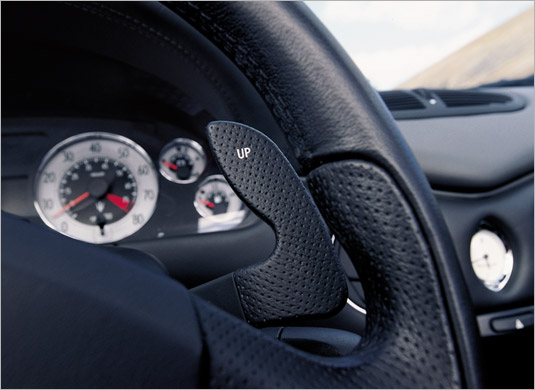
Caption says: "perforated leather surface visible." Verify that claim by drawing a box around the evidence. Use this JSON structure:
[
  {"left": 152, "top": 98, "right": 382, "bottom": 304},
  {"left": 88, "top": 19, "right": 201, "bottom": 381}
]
[
  {"left": 169, "top": 2, "right": 480, "bottom": 387},
  {"left": 308, "top": 161, "right": 461, "bottom": 386},
  {"left": 190, "top": 160, "right": 460, "bottom": 388},
  {"left": 206, "top": 121, "right": 347, "bottom": 326}
]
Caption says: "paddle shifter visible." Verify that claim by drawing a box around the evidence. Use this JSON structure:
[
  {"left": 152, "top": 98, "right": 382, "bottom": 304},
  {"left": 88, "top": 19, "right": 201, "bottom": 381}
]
[{"left": 193, "top": 121, "right": 347, "bottom": 327}]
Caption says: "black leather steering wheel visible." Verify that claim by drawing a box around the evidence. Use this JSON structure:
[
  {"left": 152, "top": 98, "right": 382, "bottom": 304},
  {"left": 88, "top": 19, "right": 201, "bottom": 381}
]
[{"left": 2, "top": 2, "right": 481, "bottom": 388}]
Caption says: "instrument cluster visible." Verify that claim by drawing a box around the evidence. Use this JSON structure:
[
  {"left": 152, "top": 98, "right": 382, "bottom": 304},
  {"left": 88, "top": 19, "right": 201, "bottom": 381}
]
[{"left": 33, "top": 130, "right": 247, "bottom": 244}]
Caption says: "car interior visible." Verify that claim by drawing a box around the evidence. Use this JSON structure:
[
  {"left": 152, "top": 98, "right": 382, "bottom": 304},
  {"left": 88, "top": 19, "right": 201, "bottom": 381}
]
[{"left": 2, "top": 2, "right": 533, "bottom": 388}]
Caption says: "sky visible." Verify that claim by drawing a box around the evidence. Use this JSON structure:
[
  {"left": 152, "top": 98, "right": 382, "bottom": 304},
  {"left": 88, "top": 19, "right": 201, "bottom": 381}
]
[{"left": 306, "top": 1, "right": 533, "bottom": 90}]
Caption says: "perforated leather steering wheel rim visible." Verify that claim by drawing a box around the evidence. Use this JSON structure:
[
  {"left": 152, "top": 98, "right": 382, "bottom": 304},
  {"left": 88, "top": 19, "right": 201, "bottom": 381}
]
[{"left": 166, "top": 2, "right": 481, "bottom": 388}]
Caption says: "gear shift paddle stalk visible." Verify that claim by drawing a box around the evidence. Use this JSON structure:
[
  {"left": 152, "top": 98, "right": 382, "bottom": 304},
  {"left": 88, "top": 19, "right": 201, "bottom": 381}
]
[{"left": 193, "top": 121, "right": 347, "bottom": 327}]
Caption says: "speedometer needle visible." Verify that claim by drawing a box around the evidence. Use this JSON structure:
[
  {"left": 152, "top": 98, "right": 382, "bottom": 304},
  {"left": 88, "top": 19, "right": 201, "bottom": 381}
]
[
  {"left": 52, "top": 191, "right": 90, "bottom": 218},
  {"left": 106, "top": 193, "right": 134, "bottom": 213}
]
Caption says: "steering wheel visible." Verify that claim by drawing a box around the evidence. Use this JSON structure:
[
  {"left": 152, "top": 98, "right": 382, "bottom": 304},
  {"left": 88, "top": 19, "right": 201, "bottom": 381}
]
[{"left": 2, "top": 2, "right": 481, "bottom": 388}]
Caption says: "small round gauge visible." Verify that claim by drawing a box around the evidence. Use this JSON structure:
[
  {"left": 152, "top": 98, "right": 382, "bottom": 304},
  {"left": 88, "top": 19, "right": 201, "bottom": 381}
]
[
  {"left": 34, "top": 132, "right": 159, "bottom": 244},
  {"left": 470, "top": 228, "right": 514, "bottom": 292},
  {"left": 194, "top": 175, "right": 243, "bottom": 218},
  {"left": 159, "top": 138, "right": 206, "bottom": 184}
]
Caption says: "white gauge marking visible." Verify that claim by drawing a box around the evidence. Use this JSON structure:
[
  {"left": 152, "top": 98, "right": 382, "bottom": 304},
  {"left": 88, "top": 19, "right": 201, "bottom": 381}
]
[
  {"left": 194, "top": 175, "right": 244, "bottom": 219},
  {"left": 470, "top": 228, "right": 513, "bottom": 292},
  {"left": 34, "top": 132, "right": 158, "bottom": 244},
  {"left": 159, "top": 138, "right": 206, "bottom": 184}
]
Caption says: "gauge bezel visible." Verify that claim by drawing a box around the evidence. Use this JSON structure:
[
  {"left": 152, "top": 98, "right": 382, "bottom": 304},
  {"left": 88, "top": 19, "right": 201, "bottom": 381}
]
[
  {"left": 194, "top": 174, "right": 244, "bottom": 219},
  {"left": 33, "top": 132, "right": 159, "bottom": 244},
  {"left": 158, "top": 138, "right": 206, "bottom": 184},
  {"left": 470, "top": 227, "right": 514, "bottom": 292}
]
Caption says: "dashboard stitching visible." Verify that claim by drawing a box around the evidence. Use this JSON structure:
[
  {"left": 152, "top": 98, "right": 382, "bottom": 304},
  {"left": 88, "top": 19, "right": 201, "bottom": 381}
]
[
  {"left": 168, "top": 2, "right": 310, "bottom": 166},
  {"left": 63, "top": 1, "right": 243, "bottom": 123}
]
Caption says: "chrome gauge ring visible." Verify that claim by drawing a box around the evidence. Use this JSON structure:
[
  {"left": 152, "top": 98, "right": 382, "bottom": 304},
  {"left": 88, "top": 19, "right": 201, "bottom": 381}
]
[
  {"left": 34, "top": 132, "right": 159, "bottom": 244},
  {"left": 158, "top": 138, "right": 206, "bottom": 184},
  {"left": 194, "top": 175, "right": 243, "bottom": 218}
]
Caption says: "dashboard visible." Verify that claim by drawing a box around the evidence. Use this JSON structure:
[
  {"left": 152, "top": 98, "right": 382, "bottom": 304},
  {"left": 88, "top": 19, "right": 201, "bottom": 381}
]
[{"left": 2, "top": 116, "right": 276, "bottom": 288}]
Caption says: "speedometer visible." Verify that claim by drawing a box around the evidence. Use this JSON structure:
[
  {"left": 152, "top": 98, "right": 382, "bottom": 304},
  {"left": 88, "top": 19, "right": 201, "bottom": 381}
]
[{"left": 34, "top": 132, "right": 158, "bottom": 244}]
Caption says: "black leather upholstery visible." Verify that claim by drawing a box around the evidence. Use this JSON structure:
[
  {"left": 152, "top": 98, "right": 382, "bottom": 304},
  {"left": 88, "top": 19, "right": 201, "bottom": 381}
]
[
  {"left": 206, "top": 121, "right": 347, "bottom": 326},
  {"left": 168, "top": 1, "right": 481, "bottom": 387},
  {"left": 1, "top": 1, "right": 481, "bottom": 388},
  {"left": 182, "top": 157, "right": 463, "bottom": 388}
]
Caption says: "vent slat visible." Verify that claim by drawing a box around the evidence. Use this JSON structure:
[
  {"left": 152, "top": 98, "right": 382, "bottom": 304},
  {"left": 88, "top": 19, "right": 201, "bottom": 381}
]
[
  {"left": 379, "top": 89, "right": 518, "bottom": 118},
  {"left": 379, "top": 91, "right": 425, "bottom": 110},
  {"left": 434, "top": 90, "right": 512, "bottom": 107}
]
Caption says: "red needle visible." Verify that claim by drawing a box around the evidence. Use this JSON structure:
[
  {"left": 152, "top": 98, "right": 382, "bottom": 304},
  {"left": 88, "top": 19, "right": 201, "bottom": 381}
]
[
  {"left": 199, "top": 199, "right": 215, "bottom": 209},
  {"left": 162, "top": 160, "right": 178, "bottom": 171},
  {"left": 52, "top": 191, "right": 90, "bottom": 218},
  {"left": 106, "top": 193, "right": 134, "bottom": 213}
]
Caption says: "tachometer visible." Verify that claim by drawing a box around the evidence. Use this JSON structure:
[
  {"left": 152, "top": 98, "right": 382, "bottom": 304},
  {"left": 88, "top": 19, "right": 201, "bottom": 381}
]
[{"left": 34, "top": 132, "right": 158, "bottom": 244}]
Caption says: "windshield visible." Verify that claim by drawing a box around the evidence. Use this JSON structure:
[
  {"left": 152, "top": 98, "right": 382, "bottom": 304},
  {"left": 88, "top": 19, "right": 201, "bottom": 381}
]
[{"left": 307, "top": 1, "right": 534, "bottom": 90}]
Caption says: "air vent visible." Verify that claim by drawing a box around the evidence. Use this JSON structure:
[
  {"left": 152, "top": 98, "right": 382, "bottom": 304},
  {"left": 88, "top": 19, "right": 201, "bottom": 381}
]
[
  {"left": 379, "top": 88, "right": 525, "bottom": 119},
  {"left": 379, "top": 91, "right": 425, "bottom": 111},
  {"left": 434, "top": 90, "right": 512, "bottom": 107}
]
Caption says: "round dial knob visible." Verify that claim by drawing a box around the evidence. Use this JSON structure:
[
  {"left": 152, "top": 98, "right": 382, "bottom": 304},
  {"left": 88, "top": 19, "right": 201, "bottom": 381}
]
[{"left": 470, "top": 228, "right": 513, "bottom": 292}]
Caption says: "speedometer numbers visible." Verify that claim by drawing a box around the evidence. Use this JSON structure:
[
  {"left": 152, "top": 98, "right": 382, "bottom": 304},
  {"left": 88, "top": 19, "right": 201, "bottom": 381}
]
[
  {"left": 57, "top": 158, "right": 136, "bottom": 225},
  {"left": 34, "top": 133, "right": 158, "bottom": 244}
]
